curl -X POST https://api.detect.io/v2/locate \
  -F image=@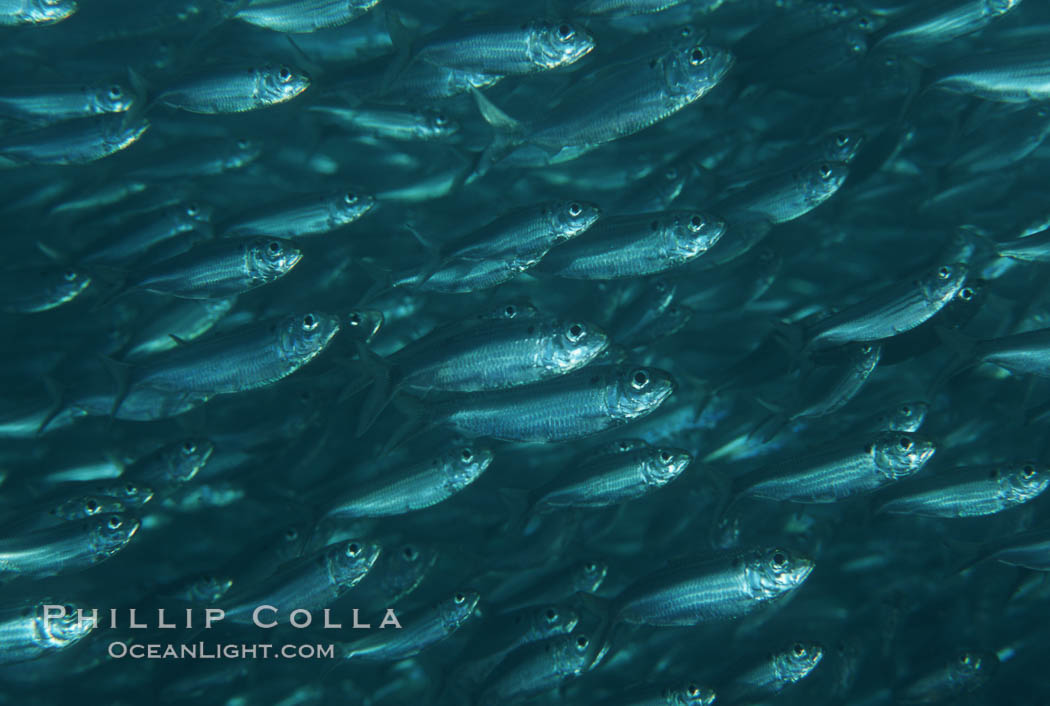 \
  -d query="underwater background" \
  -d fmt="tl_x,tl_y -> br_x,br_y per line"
2,0 -> 1050,703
